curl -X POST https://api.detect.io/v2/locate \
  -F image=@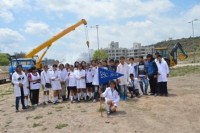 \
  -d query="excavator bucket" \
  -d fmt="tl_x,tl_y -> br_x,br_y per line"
178,54 -> 188,61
